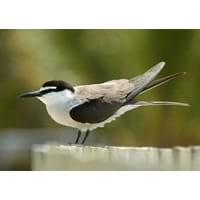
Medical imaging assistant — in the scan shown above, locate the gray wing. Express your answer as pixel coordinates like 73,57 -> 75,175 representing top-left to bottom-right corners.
75,79 -> 134,102
70,62 -> 165,124
126,62 -> 165,101
71,79 -> 133,123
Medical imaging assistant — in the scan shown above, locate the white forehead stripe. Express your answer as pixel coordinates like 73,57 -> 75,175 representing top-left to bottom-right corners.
40,86 -> 57,91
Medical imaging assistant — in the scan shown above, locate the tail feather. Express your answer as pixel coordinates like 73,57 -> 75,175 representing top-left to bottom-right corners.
135,101 -> 190,107
140,72 -> 186,94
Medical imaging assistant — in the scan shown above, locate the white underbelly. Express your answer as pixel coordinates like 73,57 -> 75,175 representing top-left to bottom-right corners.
46,104 -> 88,130
46,104 -> 140,132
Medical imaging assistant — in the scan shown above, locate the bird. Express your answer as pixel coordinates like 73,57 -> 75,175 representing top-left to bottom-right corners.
19,62 -> 189,144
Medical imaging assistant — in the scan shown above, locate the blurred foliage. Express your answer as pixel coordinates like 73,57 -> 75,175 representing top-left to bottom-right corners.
0,29 -> 199,147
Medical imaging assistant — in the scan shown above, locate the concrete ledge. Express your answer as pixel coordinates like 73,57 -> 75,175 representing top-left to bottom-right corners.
32,144 -> 200,171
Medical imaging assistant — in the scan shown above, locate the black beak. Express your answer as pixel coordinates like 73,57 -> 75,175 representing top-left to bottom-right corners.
19,91 -> 42,98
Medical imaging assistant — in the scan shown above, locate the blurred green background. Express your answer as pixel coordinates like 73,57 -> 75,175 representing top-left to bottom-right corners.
0,29 -> 199,170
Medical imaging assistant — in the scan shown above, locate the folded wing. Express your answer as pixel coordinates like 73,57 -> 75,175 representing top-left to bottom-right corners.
70,62 -> 188,124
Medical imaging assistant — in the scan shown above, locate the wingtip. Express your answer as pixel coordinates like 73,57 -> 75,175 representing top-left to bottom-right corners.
149,61 -> 166,71
153,61 -> 166,71
157,61 -> 166,68
156,63 -> 187,75
159,61 -> 166,66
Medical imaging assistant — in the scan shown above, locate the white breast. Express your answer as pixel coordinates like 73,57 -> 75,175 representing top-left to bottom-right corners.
46,99 -> 88,130
37,89 -> 87,130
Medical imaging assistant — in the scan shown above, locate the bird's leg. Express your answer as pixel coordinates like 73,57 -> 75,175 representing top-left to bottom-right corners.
75,130 -> 82,144
81,130 -> 90,144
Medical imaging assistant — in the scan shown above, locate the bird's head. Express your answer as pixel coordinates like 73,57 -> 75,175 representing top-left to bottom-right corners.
19,80 -> 75,105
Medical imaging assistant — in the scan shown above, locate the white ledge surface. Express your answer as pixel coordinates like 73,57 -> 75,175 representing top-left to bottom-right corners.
32,143 -> 200,171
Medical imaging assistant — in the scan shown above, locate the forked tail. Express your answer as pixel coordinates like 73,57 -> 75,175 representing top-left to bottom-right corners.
141,72 -> 186,94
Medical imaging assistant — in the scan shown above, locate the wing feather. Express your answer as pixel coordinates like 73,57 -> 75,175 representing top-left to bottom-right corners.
70,62 -> 178,124
69,97 -> 121,124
